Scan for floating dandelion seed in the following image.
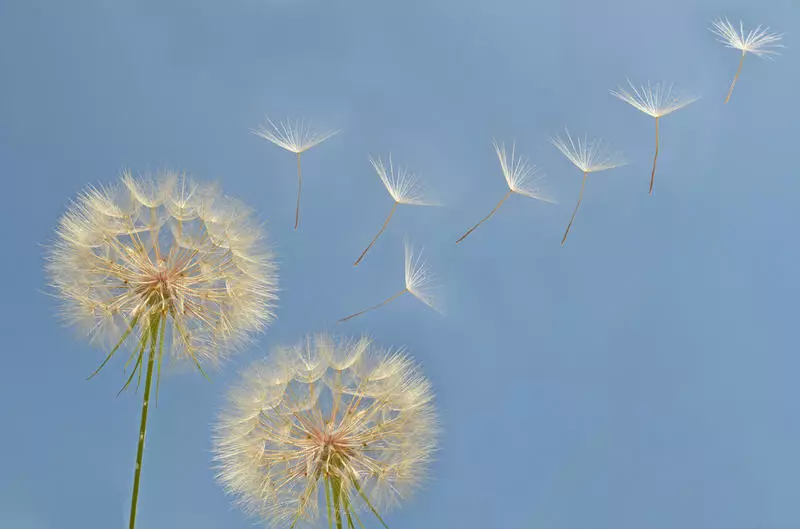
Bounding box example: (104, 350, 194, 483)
(354, 155, 438, 266)
(339, 240, 441, 323)
(213, 334, 438, 529)
(610, 80, 698, 194)
(551, 130, 626, 245)
(252, 116, 340, 229)
(46, 170, 278, 529)
(709, 18, 784, 104)
(456, 140, 555, 244)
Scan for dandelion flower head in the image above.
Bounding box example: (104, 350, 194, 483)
(46, 170, 278, 369)
(213, 334, 438, 528)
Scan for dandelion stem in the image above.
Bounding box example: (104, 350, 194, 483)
(337, 289, 407, 323)
(295, 152, 303, 230)
(561, 172, 588, 246)
(154, 314, 166, 406)
(456, 189, 513, 244)
(649, 117, 659, 195)
(354, 202, 398, 266)
(725, 51, 746, 104)
(128, 314, 159, 529)
(332, 477, 344, 529)
(325, 477, 334, 529)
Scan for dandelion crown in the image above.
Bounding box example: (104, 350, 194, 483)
(47, 170, 278, 377)
(213, 334, 438, 529)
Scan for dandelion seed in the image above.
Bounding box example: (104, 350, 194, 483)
(340, 240, 441, 323)
(551, 130, 626, 245)
(456, 140, 555, 244)
(252, 116, 340, 229)
(709, 17, 784, 104)
(46, 170, 278, 529)
(354, 155, 438, 266)
(213, 334, 438, 529)
(611, 80, 698, 194)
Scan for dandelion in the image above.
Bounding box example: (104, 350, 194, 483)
(709, 18, 784, 104)
(456, 140, 555, 244)
(253, 116, 340, 229)
(551, 130, 626, 245)
(46, 170, 278, 529)
(213, 334, 438, 529)
(610, 80, 698, 194)
(339, 240, 441, 323)
(354, 155, 437, 266)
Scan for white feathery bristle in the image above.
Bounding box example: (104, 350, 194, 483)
(492, 140, 556, 203)
(252, 116, 340, 154)
(369, 154, 438, 206)
(710, 17, 784, 58)
(611, 80, 699, 118)
(551, 129, 627, 174)
(403, 240, 443, 314)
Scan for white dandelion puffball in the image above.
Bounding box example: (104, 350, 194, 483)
(46, 170, 278, 369)
(213, 334, 438, 528)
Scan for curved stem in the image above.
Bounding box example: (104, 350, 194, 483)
(295, 153, 303, 229)
(354, 202, 398, 266)
(337, 289, 407, 323)
(725, 52, 746, 104)
(561, 172, 588, 246)
(456, 189, 513, 244)
(649, 117, 659, 195)
(128, 314, 160, 529)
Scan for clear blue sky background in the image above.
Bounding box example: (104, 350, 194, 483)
(1, 1, 799, 528)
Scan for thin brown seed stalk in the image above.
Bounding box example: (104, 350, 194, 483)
(337, 289, 407, 323)
(295, 152, 303, 229)
(561, 172, 588, 246)
(649, 117, 659, 195)
(456, 189, 513, 244)
(725, 51, 746, 104)
(354, 202, 398, 266)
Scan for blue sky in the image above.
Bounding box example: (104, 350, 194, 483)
(1, 0, 799, 528)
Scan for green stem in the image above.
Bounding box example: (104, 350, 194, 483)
(332, 477, 344, 529)
(325, 476, 334, 529)
(128, 314, 160, 529)
(154, 315, 166, 406)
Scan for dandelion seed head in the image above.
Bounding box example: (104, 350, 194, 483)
(370, 154, 437, 206)
(213, 334, 438, 528)
(610, 80, 699, 118)
(46, 170, 278, 368)
(550, 130, 627, 174)
(403, 240, 442, 314)
(492, 140, 556, 203)
(710, 18, 784, 58)
(252, 116, 340, 154)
